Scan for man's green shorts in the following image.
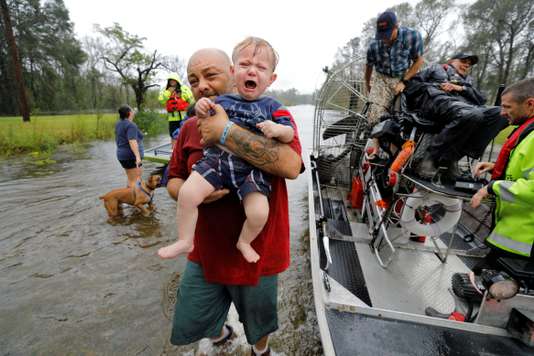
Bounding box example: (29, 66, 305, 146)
(170, 261, 279, 345)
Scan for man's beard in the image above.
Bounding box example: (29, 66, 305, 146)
(512, 113, 532, 125)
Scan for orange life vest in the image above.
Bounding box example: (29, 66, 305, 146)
(166, 91, 189, 113)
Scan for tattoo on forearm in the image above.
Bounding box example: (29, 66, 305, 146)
(228, 127, 279, 168)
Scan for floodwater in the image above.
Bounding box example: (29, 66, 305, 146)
(0, 105, 322, 355)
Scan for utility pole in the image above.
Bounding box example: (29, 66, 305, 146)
(0, 0, 30, 122)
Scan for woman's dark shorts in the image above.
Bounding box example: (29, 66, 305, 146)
(119, 159, 137, 169)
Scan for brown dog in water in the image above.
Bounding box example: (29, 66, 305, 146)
(99, 175, 161, 218)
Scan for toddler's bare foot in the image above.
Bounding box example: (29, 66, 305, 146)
(236, 241, 260, 263)
(157, 241, 194, 259)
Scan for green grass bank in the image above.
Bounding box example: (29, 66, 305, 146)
(0, 111, 166, 157)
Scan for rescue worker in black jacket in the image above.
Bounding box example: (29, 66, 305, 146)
(405, 53, 509, 180)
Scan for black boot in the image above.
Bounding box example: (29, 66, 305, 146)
(447, 161, 461, 179)
(435, 160, 461, 183)
(417, 152, 439, 179)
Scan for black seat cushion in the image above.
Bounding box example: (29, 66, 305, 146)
(497, 257, 534, 288)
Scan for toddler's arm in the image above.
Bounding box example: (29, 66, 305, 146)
(195, 98, 215, 118)
(256, 121, 294, 143)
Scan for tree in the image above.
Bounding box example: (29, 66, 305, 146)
(358, 1, 456, 63)
(0, 0, 30, 121)
(0, 0, 86, 115)
(463, 0, 534, 97)
(81, 36, 106, 110)
(414, 0, 456, 52)
(518, 20, 534, 79)
(161, 55, 187, 83)
(97, 23, 163, 111)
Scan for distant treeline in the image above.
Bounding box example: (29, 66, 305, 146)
(0, 0, 178, 116)
(0, 0, 127, 115)
(265, 88, 316, 106)
(2, 0, 531, 117)
(0, 0, 316, 117)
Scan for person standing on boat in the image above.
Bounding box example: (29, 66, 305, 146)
(115, 105, 143, 188)
(365, 10, 424, 125)
(471, 78, 534, 262)
(158, 73, 194, 147)
(163, 48, 302, 355)
(405, 53, 509, 180)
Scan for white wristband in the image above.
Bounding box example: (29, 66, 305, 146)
(219, 121, 234, 145)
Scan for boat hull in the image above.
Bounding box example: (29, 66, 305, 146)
(307, 152, 533, 355)
(144, 143, 172, 164)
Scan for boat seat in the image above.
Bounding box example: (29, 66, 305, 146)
(497, 257, 534, 289)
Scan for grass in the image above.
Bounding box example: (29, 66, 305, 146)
(0, 112, 167, 158)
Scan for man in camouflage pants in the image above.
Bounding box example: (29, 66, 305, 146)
(365, 10, 424, 125)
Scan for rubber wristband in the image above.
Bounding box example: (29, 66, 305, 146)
(219, 121, 234, 145)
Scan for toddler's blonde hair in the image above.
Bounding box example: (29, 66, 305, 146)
(232, 36, 279, 71)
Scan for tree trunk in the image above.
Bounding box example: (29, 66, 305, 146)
(497, 50, 505, 85)
(136, 70, 143, 112)
(476, 50, 489, 86)
(91, 72, 97, 110)
(522, 44, 534, 79)
(133, 84, 143, 112)
(124, 83, 130, 104)
(502, 26, 516, 85)
(0, 0, 30, 122)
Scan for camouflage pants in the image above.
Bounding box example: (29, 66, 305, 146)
(367, 72, 400, 125)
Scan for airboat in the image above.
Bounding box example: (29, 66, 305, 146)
(144, 142, 173, 164)
(308, 57, 534, 355)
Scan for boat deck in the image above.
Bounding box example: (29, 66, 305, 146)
(320, 185, 483, 316)
(356, 236, 469, 316)
(311, 181, 533, 355)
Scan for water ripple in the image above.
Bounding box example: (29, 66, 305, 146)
(0, 106, 321, 355)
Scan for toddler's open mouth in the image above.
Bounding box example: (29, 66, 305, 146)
(245, 80, 257, 89)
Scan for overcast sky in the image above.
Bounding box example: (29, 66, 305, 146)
(63, 0, 417, 94)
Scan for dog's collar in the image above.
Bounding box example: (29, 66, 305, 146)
(136, 180, 154, 203)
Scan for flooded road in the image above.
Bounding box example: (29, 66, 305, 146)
(0, 105, 321, 355)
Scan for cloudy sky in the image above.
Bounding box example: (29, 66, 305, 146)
(63, 0, 416, 94)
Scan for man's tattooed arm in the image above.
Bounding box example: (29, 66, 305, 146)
(225, 124, 301, 179)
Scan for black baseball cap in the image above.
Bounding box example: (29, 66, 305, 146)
(450, 52, 479, 65)
(376, 11, 397, 40)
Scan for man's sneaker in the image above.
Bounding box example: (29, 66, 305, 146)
(251, 346, 271, 356)
(212, 324, 234, 346)
(451, 272, 484, 302)
(489, 279, 519, 300)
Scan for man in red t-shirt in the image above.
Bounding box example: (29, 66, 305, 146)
(165, 48, 302, 355)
